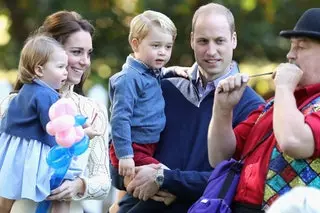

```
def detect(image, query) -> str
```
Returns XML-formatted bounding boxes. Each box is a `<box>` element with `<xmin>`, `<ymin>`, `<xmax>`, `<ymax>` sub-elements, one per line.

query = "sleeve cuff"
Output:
<box><xmin>119</xmin><ymin>155</ymin><xmax>134</xmax><ymax>159</ymax></box>
<box><xmin>305</xmin><ymin>114</ymin><xmax>320</xmax><ymax>158</ymax></box>
<box><xmin>72</xmin><ymin>176</ymin><xmax>88</xmax><ymax>201</ymax></box>
<box><xmin>162</xmin><ymin>169</ymin><xmax>172</xmax><ymax>190</ymax></box>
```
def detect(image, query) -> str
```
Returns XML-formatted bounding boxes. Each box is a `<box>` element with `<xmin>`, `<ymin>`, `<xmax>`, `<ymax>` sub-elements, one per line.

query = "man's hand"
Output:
<box><xmin>151</xmin><ymin>190</ymin><xmax>176</xmax><ymax>206</ymax></box>
<box><xmin>215</xmin><ymin>73</ymin><xmax>249</xmax><ymax>111</ymax></box>
<box><xmin>127</xmin><ymin>164</ymin><xmax>161</xmax><ymax>201</ymax></box>
<box><xmin>273</xmin><ymin>62</ymin><xmax>303</xmax><ymax>92</ymax></box>
<box><xmin>119</xmin><ymin>158</ymin><xmax>135</xmax><ymax>178</ymax></box>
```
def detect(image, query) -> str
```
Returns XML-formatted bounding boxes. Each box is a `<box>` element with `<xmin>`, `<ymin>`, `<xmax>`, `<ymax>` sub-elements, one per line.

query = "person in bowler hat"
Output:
<box><xmin>208</xmin><ymin>8</ymin><xmax>320</xmax><ymax>213</ymax></box>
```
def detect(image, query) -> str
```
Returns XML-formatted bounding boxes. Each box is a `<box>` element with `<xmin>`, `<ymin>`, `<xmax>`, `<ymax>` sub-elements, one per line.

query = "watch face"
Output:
<box><xmin>156</xmin><ymin>175</ymin><xmax>164</xmax><ymax>184</ymax></box>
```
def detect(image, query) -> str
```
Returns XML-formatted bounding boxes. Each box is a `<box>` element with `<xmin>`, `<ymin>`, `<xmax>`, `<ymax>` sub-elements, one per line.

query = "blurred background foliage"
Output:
<box><xmin>0</xmin><ymin>0</ymin><xmax>319</xmax><ymax>99</ymax></box>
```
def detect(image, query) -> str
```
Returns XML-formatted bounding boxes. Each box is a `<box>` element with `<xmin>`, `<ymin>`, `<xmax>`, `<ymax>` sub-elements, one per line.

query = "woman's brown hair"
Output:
<box><xmin>13</xmin><ymin>11</ymin><xmax>95</xmax><ymax>95</ymax></box>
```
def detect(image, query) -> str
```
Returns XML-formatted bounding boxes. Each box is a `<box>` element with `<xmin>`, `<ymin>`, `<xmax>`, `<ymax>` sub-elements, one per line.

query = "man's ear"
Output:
<box><xmin>190</xmin><ymin>32</ymin><xmax>194</xmax><ymax>50</ymax></box>
<box><xmin>232</xmin><ymin>32</ymin><xmax>237</xmax><ymax>49</ymax></box>
<box><xmin>35</xmin><ymin>65</ymin><xmax>44</xmax><ymax>77</ymax></box>
<box><xmin>130</xmin><ymin>38</ymin><xmax>139</xmax><ymax>52</ymax></box>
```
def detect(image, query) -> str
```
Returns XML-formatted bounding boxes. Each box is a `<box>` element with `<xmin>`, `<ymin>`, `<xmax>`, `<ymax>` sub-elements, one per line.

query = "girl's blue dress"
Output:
<box><xmin>0</xmin><ymin>80</ymin><xmax>82</xmax><ymax>202</ymax></box>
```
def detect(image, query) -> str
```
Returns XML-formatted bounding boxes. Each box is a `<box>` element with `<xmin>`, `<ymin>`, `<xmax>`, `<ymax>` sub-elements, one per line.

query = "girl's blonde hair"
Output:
<box><xmin>128</xmin><ymin>10</ymin><xmax>177</xmax><ymax>46</ymax></box>
<box><xmin>18</xmin><ymin>35</ymin><xmax>64</xmax><ymax>84</ymax></box>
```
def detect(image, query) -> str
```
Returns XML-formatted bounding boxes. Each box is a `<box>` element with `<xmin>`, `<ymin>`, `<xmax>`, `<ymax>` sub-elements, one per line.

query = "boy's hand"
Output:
<box><xmin>165</xmin><ymin>66</ymin><xmax>190</xmax><ymax>79</ymax></box>
<box><xmin>119</xmin><ymin>158</ymin><xmax>135</xmax><ymax>178</ymax></box>
<box><xmin>172</xmin><ymin>66</ymin><xmax>190</xmax><ymax>79</ymax></box>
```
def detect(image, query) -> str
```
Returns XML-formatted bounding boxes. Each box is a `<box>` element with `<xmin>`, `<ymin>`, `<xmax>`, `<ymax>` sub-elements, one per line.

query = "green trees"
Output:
<box><xmin>0</xmin><ymin>0</ymin><xmax>318</xmax><ymax>95</ymax></box>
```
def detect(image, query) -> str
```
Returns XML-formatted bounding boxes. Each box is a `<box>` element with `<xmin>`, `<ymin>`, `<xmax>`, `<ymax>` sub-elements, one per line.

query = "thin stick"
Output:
<box><xmin>249</xmin><ymin>72</ymin><xmax>273</xmax><ymax>78</ymax></box>
<box><xmin>217</xmin><ymin>72</ymin><xmax>274</xmax><ymax>93</ymax></box>
<box><xmin>91</xmin><ymin>112</ymin><xmax>98</xmax><ymax>125</ymax></box>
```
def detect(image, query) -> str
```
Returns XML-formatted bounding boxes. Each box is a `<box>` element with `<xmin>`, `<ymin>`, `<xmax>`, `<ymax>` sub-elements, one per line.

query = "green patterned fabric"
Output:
<box><xmin>263</xmin><ymin>96</ymin><xmax>320</xmax><ymax>209</ymax></box>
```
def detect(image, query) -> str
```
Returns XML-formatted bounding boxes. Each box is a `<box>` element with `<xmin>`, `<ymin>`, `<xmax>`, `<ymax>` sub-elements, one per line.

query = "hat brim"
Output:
<box><xmin>280</xmin><ymin>30</ymin><xmax>320</xmax><ymax>40</ymax></box>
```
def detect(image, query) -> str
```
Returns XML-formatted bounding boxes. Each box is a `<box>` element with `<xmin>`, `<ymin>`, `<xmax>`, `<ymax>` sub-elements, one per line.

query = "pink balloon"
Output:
<box><xmin>74</xmin><ymin>126</ymin><xmax>85</xmax><ymax>142</ymax></box>
<box><xmin>48</xmin><ymin>98</ymin><xmax>78</xmax><ymax>120</ymax></box>
<box><xmin>46</xmin><ymin>121</ymin><xmax>56</xmax><ymax>136</ymax></box>
<box><xmin>48</xmin><ymin>105</ymin><xmax>57</xmax><ymax>120</ymax></box>
<box><xmin>51</xmin><ymin>115</ymin><xmax>75</xmax><ymax>133</ymax></box>
<box><xmin>56</xmin><ymin>128</ymin><xmax>76</xmax><ymax>147</ymax></box>
<box><xmin>55</xmin><ymin>98</ymin><xmax>77</xmax><ymax>116</ymax></box>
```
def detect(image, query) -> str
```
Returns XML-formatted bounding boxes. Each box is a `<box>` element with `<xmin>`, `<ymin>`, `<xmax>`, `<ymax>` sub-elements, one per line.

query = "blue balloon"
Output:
<box><xmin>37</xmin><ymin>134</ymin><xmax>89</xmax><ymax>213</ymax></box>
<box><xmin>74</xmin><ymin>115</ymin><xmax>87</xmax><ymax>126</ymax></box>
<box><xmin>46</xmin><ymin>146</ymin><xmax>71</xmax><ymax>169</ymax></box>
<box><xmin>70</xmin><ymin>135</ymin><xmax>89</xmax><ymax>156</ymax></box>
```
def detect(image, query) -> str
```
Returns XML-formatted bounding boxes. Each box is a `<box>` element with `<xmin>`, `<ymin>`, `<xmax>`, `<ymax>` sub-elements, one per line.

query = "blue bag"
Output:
<box><xmin>188</xmin><ymin>131</ymin><xmax>272</xmax><ymax>213</ymax></box>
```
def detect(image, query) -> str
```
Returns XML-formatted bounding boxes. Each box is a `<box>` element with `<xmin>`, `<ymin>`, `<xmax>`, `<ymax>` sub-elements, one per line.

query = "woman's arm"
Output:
<box><xmin>74</xmin><ymin>101</ymin><xmax>111</xmax><ymax>200</ymax></box>
<box><xmin>48</xmin><ymin>100</ymin><xmax>112</xmax><ymax>201</ymax></box>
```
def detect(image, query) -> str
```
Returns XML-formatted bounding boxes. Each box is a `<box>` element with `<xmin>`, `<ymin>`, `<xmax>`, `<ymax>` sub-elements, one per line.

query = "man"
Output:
<box><xmin>208</xmin><ymin>8</ymin><xmax>320</xmax><ymax>213</ymax></box>
<box><xmin>117</xmin><ymin>3</ymin><xmax>265</xmax><ymax>213</ymax></box>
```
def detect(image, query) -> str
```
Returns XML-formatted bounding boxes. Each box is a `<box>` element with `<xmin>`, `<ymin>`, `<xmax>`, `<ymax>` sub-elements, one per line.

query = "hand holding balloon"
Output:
<box><xmin>36</xmin><ymin>98</ymin><xmax>90</xmax><ymax>213</ymax></box>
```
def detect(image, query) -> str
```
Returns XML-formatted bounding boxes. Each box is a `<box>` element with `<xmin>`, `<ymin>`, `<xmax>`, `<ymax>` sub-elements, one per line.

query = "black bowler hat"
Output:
<box><xmin>280</xmin><ymin>8</ymin><xmax>320</xmax><ymax>40</ymax></box>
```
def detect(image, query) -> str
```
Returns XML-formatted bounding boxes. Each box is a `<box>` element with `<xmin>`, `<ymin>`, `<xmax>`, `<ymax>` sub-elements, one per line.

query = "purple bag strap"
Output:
<box><xmin>217</xmin><ymin>131</ymin><xmax>272</xmax><ymax>199</ymax></box>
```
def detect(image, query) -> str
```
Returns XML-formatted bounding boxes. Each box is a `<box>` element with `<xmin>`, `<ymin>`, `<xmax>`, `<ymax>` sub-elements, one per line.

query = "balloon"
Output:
<box><xmin>46</xmin><ymin>122</ymin><xmax>55</xmax><ymax>136</ymax></box>
<box><xmin>48</xmin><ymin>98</ymin><xmax>77</xmax><ymax>120</ymax></box>
<box><xmin>51</xmin><ymin>115</ymin><xmax>75</xmax><ymax>133</ymax></box>
<box><xmin>74</xmin><ymin>126</ymin><xmax>85</xmax><ymax>142</ymax></box>
<box><xmin>38</xmin><ymin>98</ymin><xmax>91</xmax><ymax>213</ymax></box>
<box><xmin>48</xmin><ymin>105</ymin><xmax>56</xmax><ymax>120</ymax></box>
<box><xmin>56</xmin><ymin>128</ymin><xmax>76</xmax><ymax>147</ymax></box>
<box><xmin>74</xmin><ymin>115</ymin><xmax>87</xmax><ymax>126</ymax></box>
<box><xmin>46</xmin><ymin>146</ymin><xmax>71</xmax><ymax>169</ymax></box>
<box><xmin>70</xmin><ymin>135</ymin><xmax>89</xmax><ymax>155</ymax></box>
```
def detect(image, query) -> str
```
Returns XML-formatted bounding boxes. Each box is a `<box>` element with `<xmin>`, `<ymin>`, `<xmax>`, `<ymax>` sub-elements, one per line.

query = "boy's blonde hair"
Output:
<box><xmin>128</xmin><ymin>10</ymin><xmax>177</xmax><ymax>45</ymax></box>
<box><xmin>18</xmin><ymin>35</ymin><xmax>64</xmax><ymax>84</ymax></box>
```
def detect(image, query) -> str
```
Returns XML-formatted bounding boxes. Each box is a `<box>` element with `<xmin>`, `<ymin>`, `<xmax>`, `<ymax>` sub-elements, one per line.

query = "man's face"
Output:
<box><xmin>287</xmin><ymin>38</ymin><xmax>320</xmax><ymax>86</ymax></box>
<box><xmin>191</xmin><ymin>13</ymin><xmax>237</xmax><ymax>82</ymax></box>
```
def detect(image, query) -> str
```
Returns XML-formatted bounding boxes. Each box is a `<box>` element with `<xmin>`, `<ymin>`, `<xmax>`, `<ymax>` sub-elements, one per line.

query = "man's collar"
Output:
<box><xmin>190</xmin><ymin>61</ymin><xmax>239</xmax><ymax>87</ymax></box>
<box><xmin>295</xmin><ymin>82</ymin><xmax>320</xmax><ymax>100</ymax></box>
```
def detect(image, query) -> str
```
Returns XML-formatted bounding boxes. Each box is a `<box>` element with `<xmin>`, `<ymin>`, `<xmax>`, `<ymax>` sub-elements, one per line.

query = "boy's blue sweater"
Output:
<box><xmin>0</xmin><ymin>80</ymin><xmax>59</xmax><ymax>147</ymax></box>
<box><xmin>109</xmin><ymin>55</ymin><xmax>166</xmax><ymax>158</ymax></box>
<box><xmin>153</xmin><ymin>65</ymin><xmax>265</xmax><ymax>212</ymax></box>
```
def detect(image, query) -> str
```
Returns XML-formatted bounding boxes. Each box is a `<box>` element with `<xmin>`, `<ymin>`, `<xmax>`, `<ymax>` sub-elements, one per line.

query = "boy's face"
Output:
<box><xmin>39</xmin><ymin>47</ymin><xmax>68</xmax><ymax>89</ymax></box>
<box><xmin>133</xmin><ymin>26</ymin><xmax>174</xmax><ymax>69</ymax></box>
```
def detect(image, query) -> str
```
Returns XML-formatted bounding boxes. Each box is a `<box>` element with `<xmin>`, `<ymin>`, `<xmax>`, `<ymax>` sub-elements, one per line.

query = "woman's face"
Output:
<box><xmin>63</xmin><ymin>30</ymin><xmax>93</xmax><ymax>85</ymax></box>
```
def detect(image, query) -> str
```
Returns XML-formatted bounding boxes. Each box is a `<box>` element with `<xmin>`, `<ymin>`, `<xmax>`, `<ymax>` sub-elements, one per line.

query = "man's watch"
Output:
<box><xmin>154</xmin><ymin>168</ymin><xmax>164</xmax><ymax>188</ymax></box>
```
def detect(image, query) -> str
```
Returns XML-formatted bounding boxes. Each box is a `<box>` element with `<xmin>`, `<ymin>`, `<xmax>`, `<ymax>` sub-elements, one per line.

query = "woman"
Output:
<box><xmin>0</xmin><ymin>11</ymin><xmax>111</xmax><ymax>213</ymax></box>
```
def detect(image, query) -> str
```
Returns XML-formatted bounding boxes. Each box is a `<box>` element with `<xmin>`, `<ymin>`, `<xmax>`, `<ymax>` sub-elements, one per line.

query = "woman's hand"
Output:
<box><xmin>47</xmin><ymin>178</ymin><xmax>85</xmax><ymax>201</ymax></box>
<box><xmin>83</xmin><ymin>124</ymin><xmax>102</xmax><ymax>139</ymax></box>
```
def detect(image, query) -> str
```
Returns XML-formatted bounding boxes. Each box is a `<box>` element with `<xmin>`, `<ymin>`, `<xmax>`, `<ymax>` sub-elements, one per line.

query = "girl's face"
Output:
<box><xmin>40</xmin><ymin>47</ymin><xmax>68</xmax><ymax>89</ymax></box>
<box><xmin>63</xmin><ymin>30</ymin><xmax>93</xmax><ymax>85</ymax></box>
